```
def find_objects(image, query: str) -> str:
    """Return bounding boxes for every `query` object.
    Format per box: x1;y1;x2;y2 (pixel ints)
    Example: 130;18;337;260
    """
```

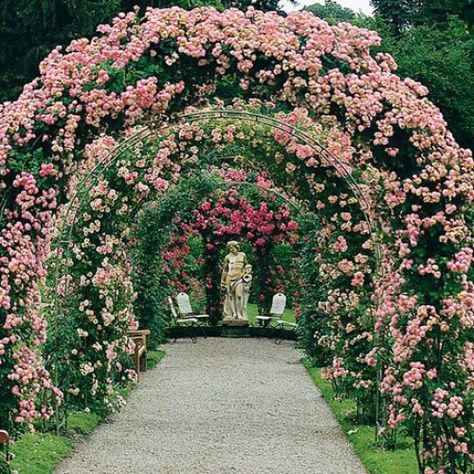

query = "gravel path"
57;338;366;474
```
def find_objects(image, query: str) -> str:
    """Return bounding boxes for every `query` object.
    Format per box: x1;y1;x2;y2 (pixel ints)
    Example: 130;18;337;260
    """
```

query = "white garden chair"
176;292;209;338
256;293;297;343
256;293;287;327
176;292;210;322
167;295;199;343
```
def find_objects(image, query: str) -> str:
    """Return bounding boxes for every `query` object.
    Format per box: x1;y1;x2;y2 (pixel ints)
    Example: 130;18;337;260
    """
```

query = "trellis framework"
0;8;472;472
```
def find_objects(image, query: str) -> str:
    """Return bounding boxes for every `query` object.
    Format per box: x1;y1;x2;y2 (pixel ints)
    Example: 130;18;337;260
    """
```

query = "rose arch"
0;7;473;472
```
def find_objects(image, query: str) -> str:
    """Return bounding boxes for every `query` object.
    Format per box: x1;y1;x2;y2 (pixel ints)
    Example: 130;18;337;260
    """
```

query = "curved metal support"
50;108;382;328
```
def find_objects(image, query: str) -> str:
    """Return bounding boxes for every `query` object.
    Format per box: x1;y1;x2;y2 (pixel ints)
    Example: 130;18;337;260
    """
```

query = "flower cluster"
161;174;299;317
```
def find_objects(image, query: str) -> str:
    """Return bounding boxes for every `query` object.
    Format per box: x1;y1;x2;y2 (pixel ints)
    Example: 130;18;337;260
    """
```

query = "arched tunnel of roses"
0;7;473;473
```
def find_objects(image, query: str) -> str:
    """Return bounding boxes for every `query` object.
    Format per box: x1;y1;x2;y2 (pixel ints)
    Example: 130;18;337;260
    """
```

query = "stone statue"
221;241;252;321
239;264;253;320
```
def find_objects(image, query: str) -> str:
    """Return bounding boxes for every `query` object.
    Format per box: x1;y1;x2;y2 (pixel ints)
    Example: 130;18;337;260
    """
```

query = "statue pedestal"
222;319;249;327
222;318;250;337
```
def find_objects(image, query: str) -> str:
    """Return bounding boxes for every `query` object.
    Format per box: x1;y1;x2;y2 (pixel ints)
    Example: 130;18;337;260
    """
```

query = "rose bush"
0;7;472;472
131;168;300;341
44;105;377;428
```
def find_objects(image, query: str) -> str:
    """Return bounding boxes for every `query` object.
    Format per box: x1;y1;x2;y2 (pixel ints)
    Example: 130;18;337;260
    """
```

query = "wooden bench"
0;431;9;445
127;329;150;378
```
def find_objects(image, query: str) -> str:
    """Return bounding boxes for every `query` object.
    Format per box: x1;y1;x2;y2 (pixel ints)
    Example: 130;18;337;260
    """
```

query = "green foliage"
131;174;218;346
221;0;292;12
441;0;474;32
0;0;120;101
370;0;423;35
66;411;102;436
146;350;166;370
0;452;9;474
304;361;419;474
0;0;222;102
304;0;361;24
371;0;474;35
9;433;72;474
379;17;474;149
294;212;328;364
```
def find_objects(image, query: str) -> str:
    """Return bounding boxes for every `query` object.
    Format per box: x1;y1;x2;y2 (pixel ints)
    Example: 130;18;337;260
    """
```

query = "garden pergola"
0;7;472;472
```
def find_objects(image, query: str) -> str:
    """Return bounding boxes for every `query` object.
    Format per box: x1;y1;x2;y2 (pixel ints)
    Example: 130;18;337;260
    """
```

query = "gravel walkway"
57;338;366;474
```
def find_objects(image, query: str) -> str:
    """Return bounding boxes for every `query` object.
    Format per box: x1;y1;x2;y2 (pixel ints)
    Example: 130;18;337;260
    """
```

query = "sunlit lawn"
10;433;72;474
246;302;296;324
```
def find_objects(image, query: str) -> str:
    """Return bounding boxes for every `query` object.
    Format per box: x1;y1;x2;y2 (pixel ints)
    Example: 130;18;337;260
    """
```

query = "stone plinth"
222;319;250;337
222;319;249;327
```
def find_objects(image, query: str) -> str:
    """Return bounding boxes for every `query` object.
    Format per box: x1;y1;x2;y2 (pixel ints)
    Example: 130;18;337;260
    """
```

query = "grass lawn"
66;411;102;436
10;433;72;474
8;350;166;474
147;349;166;370
247;303;295;324
304;361;419;474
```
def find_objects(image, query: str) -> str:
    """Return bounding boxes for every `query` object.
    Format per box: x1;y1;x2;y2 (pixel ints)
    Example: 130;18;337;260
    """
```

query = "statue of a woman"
221;241;251;321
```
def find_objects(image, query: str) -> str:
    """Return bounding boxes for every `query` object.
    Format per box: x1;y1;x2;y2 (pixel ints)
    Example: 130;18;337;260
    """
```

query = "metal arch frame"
55;108;380;255
122;155;305;222
197;171;304;213
50;107;383;338
183;110;377;244
45;108;383;432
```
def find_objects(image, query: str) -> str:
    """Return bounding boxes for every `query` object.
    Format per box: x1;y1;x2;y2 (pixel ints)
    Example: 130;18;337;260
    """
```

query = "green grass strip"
10;433;72;474
304;361;419;474
67;411;102;436
147;349;166;370
247;303;295;323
